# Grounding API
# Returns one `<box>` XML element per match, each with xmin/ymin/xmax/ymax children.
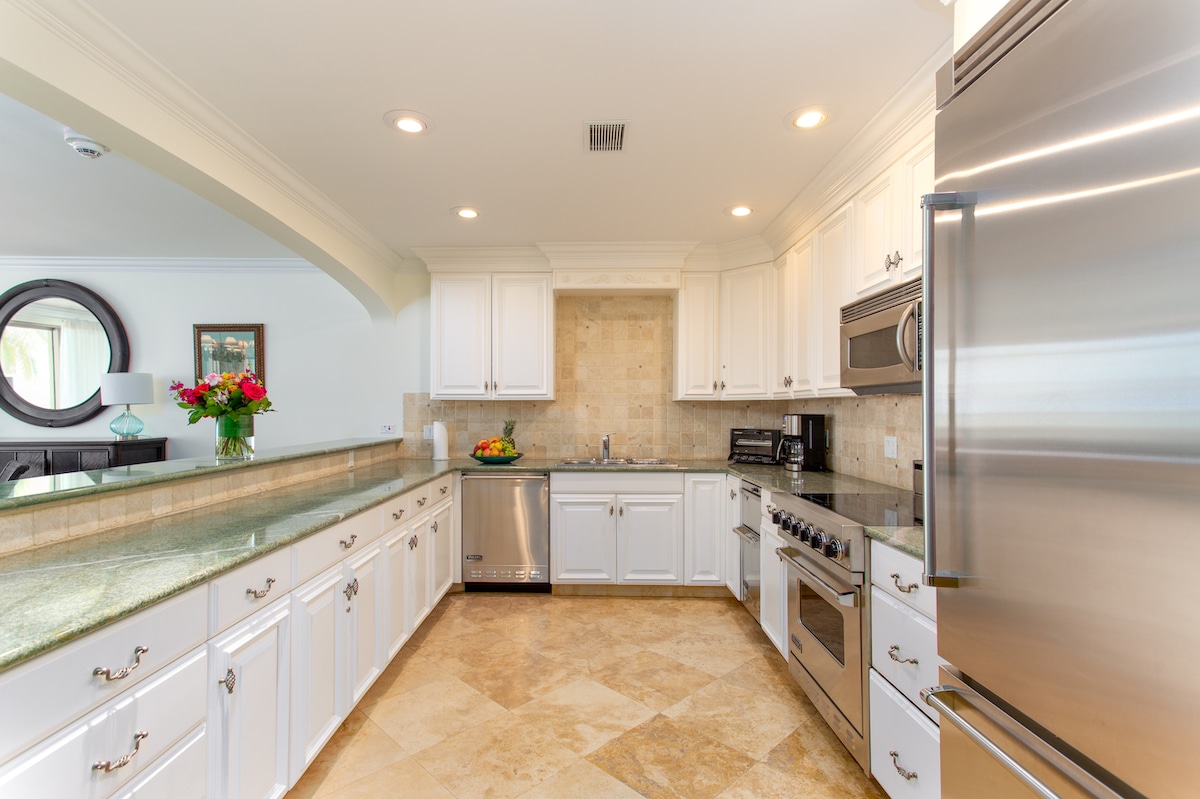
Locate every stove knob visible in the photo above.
<box><xmin>824</xmin><ymin>538</ymin><xmax>847</xmax><ymax>561</ymax></box>
<box><xmin>809</xmin><ymin>528</ymin><xmax>828</xmax><ymax>550</ymax></box>
<box><xmin>795</xmin><ymin>523</ymin><xmax>810</xmax><ymax>543</ymax></box>
<box><xmin>772</xmin><ymin>509</ymin><xmax>785</xmax><ymax>525</ymax></box>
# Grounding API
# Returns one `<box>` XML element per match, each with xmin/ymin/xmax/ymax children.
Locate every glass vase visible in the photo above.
<box><xmin>215</xmin><ymin>415</ymin><xmax>255</xmax><ymax>460</ymax></box>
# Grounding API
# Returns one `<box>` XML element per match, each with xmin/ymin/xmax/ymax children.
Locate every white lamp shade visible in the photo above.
<box><xmin>99</xmin><ymin>372</ymin><xmax>154</xmax><ymax>406</ymax></box>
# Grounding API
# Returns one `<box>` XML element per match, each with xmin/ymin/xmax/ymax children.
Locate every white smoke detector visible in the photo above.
<box><xmin>63</xmin><ymin>127</ymin><xmax>110</xmax><ymax>159</ymax></box>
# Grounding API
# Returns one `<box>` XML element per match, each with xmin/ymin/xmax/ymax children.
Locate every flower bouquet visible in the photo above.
<box><xmin>170</xmin><ymin>371</ymin><xmax>273</xmax><ymax>460</ymax></box>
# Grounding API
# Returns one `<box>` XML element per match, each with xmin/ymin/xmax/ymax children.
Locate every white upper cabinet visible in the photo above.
<box><xmin>849</xmin><ymin>135</ymin><xmax>935</xmax><ymax>300</ymax></box>
<box><xmin>815</xmin><ymin>204</ymin><xmax>856</xmax><ymax>396</ymax></box>
<box><xmin>771</xmin><ymin>240</ymin><xmax>815</xmax><ymax>399</ymax></box>
<box><xmin>674</xmin><ymin>272</ymin><xmax>720</xmax><ymax>400</ymax></box>
<box><xmin>719</xmin><ymin>263</ymin><xmax>772</xmax><ymax>399</ymax></box>
<box><xmin>431</xmin><ymin>272</ymin><xmax>554</xmax><ymax>400</ymax></box>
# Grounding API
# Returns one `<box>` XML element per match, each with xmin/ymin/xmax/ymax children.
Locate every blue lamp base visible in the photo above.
<box><xmin>110</xmin><ymin>406</ymin><xmax>145</xmax><ymax>440</ymax></box>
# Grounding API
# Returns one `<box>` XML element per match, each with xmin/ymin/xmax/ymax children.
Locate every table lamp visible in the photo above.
<box><xmin>99</xmin><ymin>372</ymin><xmax>154</xmax><ymax>440</ymax></box>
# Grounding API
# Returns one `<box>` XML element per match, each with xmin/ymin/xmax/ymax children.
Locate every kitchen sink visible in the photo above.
<box><xmin>556</xmin><ymin>458</ymin><xmax>677</xmax><ymax>467</ymax></box>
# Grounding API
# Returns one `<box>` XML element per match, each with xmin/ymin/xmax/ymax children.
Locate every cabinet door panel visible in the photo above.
<box><xmin>551</xmin><ymin>494</ymin><xmax>617</xmax><ymax>583</ymax></box>
<box><xmin>406</xmin><ymin>525</ymin><xmax>432</xmax><ymax>632</ymax></box>
<box><xmin>431</xmin><ymin>274</ymin><xmax>491</xmax><ymax>399</ymax></box>
<box><xmin>345</xmin><ymin>543</ymin><xmax>384</xmax><ymax>708</ymax></box>
<box><xmin>869</xmin><ymin>670</ymin><xmax>941</xmax><ymax>799</ymax></box>
<box><xmin>854</xmin><ymin>169</ymin><xmax>898</xmax><ymax>298</ymax></box>
<box><xmin>289</xmin><ymin>568</ymin><xmax>344</xmax><ymax>785</ymax></box>
<box><xmin>429</xmin><ymin>500</ymin><xmax>454</xmax><ymax>602</ymax></box>
<box><xmin>492</xmin><ymin>274</ymin><xmax>553</xmax><ymax>399</ymax></box>
<box><xmin>674</xmin><ymin>273</ymin><xmax>720</xmax><ymax>400</ymax></box>
<box><xmin>382</xmin><ymin>527</ymin><xmax>410</xmax><ymax>660</ymax></box>
<box><xmin>759</xmin><ymin>524</ymin><xmax>787</xmax><ymax>657</ymax></box>
<box><xmin>114</xmin><ymin>726</ymin><xmax>206</xmax><ymax>799</ymax></box>
<box><xmin>210</xmin><ymin>599</ymin><xmax>290</xmax><ymax>799</ymax></box>
<box><xmin>617</xmin><ymin>495</ymin><xmax>683</xmax><ymax>584</ymax></box>
<box><xmin>719</xmin><ymin>264</ymin><xmax>771</xmax><ymax>398</ymax></box>
<box><xmin>902</xmin><ymin>136</ymin><xmax>935</xmax><ymax>280</ymax></box>
<box><xmin>816</xmin><ymin>205</ymin><xmax>855</xmax><ymax>395</ymax></box>
<box><xmin>684</xmin><ymin>475</ymin><xmax>723</xmax><ymax>585</ymax></box>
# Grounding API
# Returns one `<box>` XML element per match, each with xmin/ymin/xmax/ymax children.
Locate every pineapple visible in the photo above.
<box><xmin>501</xmin><ymin>419</ymin><xmax>517</xmax><ymax>452</ymax></box>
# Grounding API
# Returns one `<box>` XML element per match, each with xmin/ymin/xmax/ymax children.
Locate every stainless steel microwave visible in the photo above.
<box><xmin>839</xmin><ymin>277</ymin><xmax>921</xmax><ymax>394</ymax></box>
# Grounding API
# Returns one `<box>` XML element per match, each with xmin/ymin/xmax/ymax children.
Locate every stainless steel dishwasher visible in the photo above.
<box><xmin>461</xmin><ymin>472</ymin><xmax>550</xmax><ymax>592</ymax></box>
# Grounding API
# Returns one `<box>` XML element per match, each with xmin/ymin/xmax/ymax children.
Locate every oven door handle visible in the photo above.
<box><xmin>778</xmin><ymin>547</ymin><xmax>858</xmax><ymax>607</ymax></box>
<box><xmin>734</xmin><ymin>525</ymin><xmax>760</xmax><ymax>544</ymax></box>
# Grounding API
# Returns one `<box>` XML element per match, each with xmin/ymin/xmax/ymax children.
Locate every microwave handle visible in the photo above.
<box><xmin>896</xmin><ymin>301</ymin><xmax>917</xmax><ymax>372</ymax></box>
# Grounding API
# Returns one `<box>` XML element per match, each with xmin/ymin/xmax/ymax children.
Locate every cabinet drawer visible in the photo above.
<box><xmin>380</xmin><ymin>492</ymin><xmax>412</xmax><ymax>531</ymax></box>
<box><xmin>0</xmin><ymin>587</ymin><xmax>207</xmax><ymax>765</ymax></box>
<box><xmin>112</xmin><ymin>726</ymin><xmax>206</xmax><ymax>799</ymax></box>
<box><xmin>871</xmin><ymin>540</ymin><xmax>936</xmax><ymax>619</ymax></box>
<box><xmin>209</xmin><ymin>547</ymin><xmax>293</xmax><ymax>636</ymax></box>
<box><xmin>408</xmin><ymin>483</ymin><xmax>433</xmax><ymax>515</ymax></box>
<box><xmin>293</xmin><ymin>513</ymin><xmax>379</xmax><ymax>584</ymax></box>
<box><xmin>551</xmin><ymin>472</ymin><xmax>685</xmax><ymax>494</ymax></box>
<box><xmin>429</xmin><ymin>474</ymin><xmax>454</xmax><ymax>505</ymax></box>
<box><xmin>869</xmin><ymin>669</ymin><xmax>940</xmax><ymax>799</ymax></box>
<box><xmin>871</xmin><ymin>587</ymin><xmax>942</xmax><ymax>724</ymax></box>
<box><xmin>0</xmin><ymin>647</ymin><xmax>207</xmax><ymax>799</ymax></box>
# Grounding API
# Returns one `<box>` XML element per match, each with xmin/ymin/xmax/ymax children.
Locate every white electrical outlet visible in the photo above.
<box><xmin>423</xmin><ymin>425</ymin><xmax>434</xmax><ymax>439</ymax></box>
<box><xmin>380</xmin><ymin>424</ymin><xmax>395</xmax><ymax>434</ymax></box>
<box><xmin>884</xmin><ymin>436</ymin><xmax>898</xmax><ymax>459</ymax></box>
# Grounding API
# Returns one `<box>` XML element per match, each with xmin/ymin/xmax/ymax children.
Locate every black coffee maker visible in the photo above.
<box><xmin>779</xmin><ymin>414</ymin><xmax>826</xmax><ymax>472</ymax></box>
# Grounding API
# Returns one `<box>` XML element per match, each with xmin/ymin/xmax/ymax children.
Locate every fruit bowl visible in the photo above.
<box><xmin>469</xmin><ymin>453</ymin><xmax>523</xmax><ymax>464</ymax></box>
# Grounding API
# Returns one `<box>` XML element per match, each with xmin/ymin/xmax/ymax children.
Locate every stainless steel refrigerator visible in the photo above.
<box><xmin>920</xmin><ymin>1</ymin><xmax>1200</xmax><ymax>797</ymax></box>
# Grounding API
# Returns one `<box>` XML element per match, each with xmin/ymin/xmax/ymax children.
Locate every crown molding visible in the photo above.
<box><xmin>413</xmin><ymin>246</ymin><xmax>549</xmax><ymax>273</ymax></box>
<box><xmin>682</xmin><ymin>244</ymin><xmax>723</xmax><ymax>272</ymax></box>
<box><xmin>0</xmin><ymin>256</ymin><xmax>319</xmax><ymax>273</ymax></box>
<box><xmin>717</xmin><ymin>236</ymin><xmax>773</xmax><ymax>269</ymax></box>
<box><xmin>760</xmin><ymin>38</ymin><xmax>952</xmax><ymax>256</ymax></box>
<box><xmin>536</xmin><ymin>241</ymin><xmax>699</xmax><ymax>271</ymax></box>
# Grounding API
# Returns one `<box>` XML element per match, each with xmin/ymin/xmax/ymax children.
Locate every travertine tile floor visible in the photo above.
<box><xmin>286</xmin><ymin>593</ymin><xmax>886</xmax><ymax>799</ymax></box>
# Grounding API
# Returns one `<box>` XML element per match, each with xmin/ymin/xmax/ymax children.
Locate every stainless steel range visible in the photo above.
<box><xmin>768</xmin><ymin>490</ymin><xmax>870</xmax><ymax>772</ymax></box>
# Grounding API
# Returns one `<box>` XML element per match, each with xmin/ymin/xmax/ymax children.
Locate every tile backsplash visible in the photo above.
<box><xmin>404</xmin><ymin>295</ymin><xmax>922</xmax><ymax>490</ymax></box>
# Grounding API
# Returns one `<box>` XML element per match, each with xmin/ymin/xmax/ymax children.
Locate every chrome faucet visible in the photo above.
<box><xmin>601</xmin><ymin>434</ymin><xmax>611</xmax><ymax>461</ymax></box>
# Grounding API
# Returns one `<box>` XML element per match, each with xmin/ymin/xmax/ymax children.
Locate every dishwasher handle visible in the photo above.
<box><xmin>461</xmin><ymin>472</ymin><xmax>550</xmax><ymax>480</ymax></box>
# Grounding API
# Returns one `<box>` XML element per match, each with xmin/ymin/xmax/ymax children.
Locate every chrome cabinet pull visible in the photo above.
<box><xmin>884</xmin><ymin>251</ymin><xmax>903</xmax><ymax>272</ymax></box>
<box><xmin>712</xmin><ymin>380</ymin><xmax>717</xmax><ymax>391</ymax></box>
<box><xmin>218</xmin><ymin>667</ymin><xmax>236</xmax><ymax>694</ymax></box>
<box><xmin>432</xmin><ymin>520</ymin><xmax>439</xmax><ymax>533</ymax></box>
<box><xmin>392</xmin><ymin>509</ymin><xmax>405</xmax><ymax>520</ymax></box>
<box><xmin>619</xmin><ymin>506</ymin><xmax>624</xmax><ymax>517</ymax></box>
<box><xmin>720</xmin><ymin>381</ymin><xmax>726</xmax><ymax>390</ymax></box>
<box><xmin>889</xmin><ymin>750</ymin><xmax>917</xmax><ymax>780</ymax></box>
<box><xmin>246</xmin><ymin>577</ymin><xmax>276</xmax><ymax>599</ymax></box>
<box><xmin>609</xmin><ymin>505</ymin><xmax>614</xmax><ymax>516</ymax></box>
<box><xmin>891</xmin><ymin>573</ymin><xmax>919</xmax><ymax>594</ymax></box>
<box><xmin>344</xmin><ymin>580</ymin><xmax>359</xmax><ymax>602</ymax></box>
<box><xmin>730</xmin><ymin>489</ymin><xmax>736</xmax><ymax>499</ymax></box>
<box><xmin>412</xmin><ymin>534</ymin><xmax>419</xmax><ymax>548</ymax></box>
<box><xmin>94</xmin><ymin>645</ymin><xmax>149</xmax><ymax>681</ymax></box>
<box><xmin>93</xmin><ymin>731</ymin><xmax>148</xmax><ymax>772</ymax></box>
<box><xmin>340</xmin><ymin>534</ymin><xmax>357</xmax><ymax>549</ymax></box>
<box><xmin>887</xmin><ymin>644</ymin><xmax>918</xmax><ymax>665</ymax></box>
<box><xmin>417</xmin><ymin>497</ymin><xmax>428</xmax><ymax>507</ymax></box>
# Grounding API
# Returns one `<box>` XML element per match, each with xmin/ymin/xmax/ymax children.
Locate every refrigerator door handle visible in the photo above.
<box><xmin>920</xmin><ymin>191</ymin><xmax>974</xmax><ymax>588</ymax></box>
<box><xmin>921</xmin><ymin>685</ymin><xmax>1125</xmax><ymax>799</ymax></box>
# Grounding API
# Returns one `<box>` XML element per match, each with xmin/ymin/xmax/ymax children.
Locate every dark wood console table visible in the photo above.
<box><xmin>0</xmin><ymin>438</ymin><xmax>168</xmax><ymax>477</ymax></box>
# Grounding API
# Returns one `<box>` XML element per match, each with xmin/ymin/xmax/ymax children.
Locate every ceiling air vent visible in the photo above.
<box><xmin>585</xmin><ymin>121</ymin><xmax>627</xmax><ymax>152</ymax></box>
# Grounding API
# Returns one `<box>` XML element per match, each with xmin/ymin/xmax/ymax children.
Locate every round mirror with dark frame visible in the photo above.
<box><xmin>0</xmin><ymin>279</ymin><xmax>130</xmax><ymax>427</ymax></box>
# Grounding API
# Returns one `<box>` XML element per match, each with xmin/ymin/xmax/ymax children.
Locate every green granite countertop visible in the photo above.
<box><xmin>0</xmin><ymin>454</ymin><xmax>921</xmax><ymax>673</ymax></box>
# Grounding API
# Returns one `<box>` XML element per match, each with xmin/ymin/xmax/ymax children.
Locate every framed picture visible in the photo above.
<box><xmin>194</xmin><ymin>324</ymin><xmax>265</xmax><ymax>385</ymax></box>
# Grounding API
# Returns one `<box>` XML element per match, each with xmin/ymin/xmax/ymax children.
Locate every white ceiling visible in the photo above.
<box><xmin>0</xmin><ymin>1</ymin><xmax>952</xmax><ymax>264</ymax></box>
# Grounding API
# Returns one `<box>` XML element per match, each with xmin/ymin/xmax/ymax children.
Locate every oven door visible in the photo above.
<box><xmin>735</xmin><ymin>525</ymin><xmax>761</xmax><ymax>622</ymax></box>
<box><xmin>839</xmin><ymin>301</ymin><xmax>921</xmax><ymax>393</ymax></box>
<box><xmin>781</xmin><ymin>547</ymin><xmax>863</xmax><ymax>731</ymax></box>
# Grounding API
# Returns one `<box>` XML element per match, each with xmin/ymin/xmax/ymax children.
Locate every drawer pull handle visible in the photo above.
<box><xmin>440</xmin><ymin>486</ymin><xmax>449</xmax><ymax>495</ymax></box>
<box><xmin>246</xmin><ymin>577</ymin><xmax>276</xmax><ymax>599</ymax></box>
<box><xmin>417</xmin><ymin>497</ymin><xmax>428</xmax><ymax>507</ymax></box>
<box><xmin>93</xmin><ymin>645</ymin><xmax>149</xmax><ymax>681</ymax></box>
<box><xmin>218</xmin><ymin>667</ymin><xmax>236</xmax><ymax>694</ymax></box>
<box><xmin>889</xmin><ymin>750</ymin><xmax>917</xmax><ymax>781</ymax></box>
<box><xmin>340</xmin><ymin>534</ymin><xmax>358</xmax><ymax>549</ymax></box>
<box><xmin>887</xmin><ymin>644</ymin><xmax>919</xmax><ymax>665</ymax></box>
<box><xmin>93</xmin><ymin>731</ymin><xmax>148</xmax><ymax>772</ymax></box>
<box><xmin>432</xmin><ymin>520</ymin><xmax>439</xmax><ymax>533</ymax></box>
<box><xmin>392</xmin><ymin>509</ymin><xmax>405</xmax><ymax>520</ymax></box>
<box><xmin>891</xmin><ymin>573</ymin><xmax>920</xmax><ymax>594</ymax></box>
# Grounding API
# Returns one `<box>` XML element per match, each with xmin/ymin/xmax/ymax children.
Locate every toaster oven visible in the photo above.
<box><xmin>729</xmin><ymin>428</ymin><xmax>782</xmax><ymax>465</ymax></box>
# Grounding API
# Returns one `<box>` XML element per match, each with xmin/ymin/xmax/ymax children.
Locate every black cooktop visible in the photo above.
<box><xmin>796</xmin><ymin>489</ymin><xmax>922</xmax><ymax>528</ymax></box>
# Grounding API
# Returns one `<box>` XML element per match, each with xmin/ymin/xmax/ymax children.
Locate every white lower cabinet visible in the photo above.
<box><xmin>551</xmin><ymin>494</ymin><xmax>618</xmax><ymax>583</ymax></box>
<box><xmin>382</xmin><ymin>525</ymin><xmax>412</xmax><ymax>660</ymax></box>
<box><xmin>616</xmin><ymin>494</ymin><xmax>684</xmax><ymax>584</ymax></box>
<box><xmin>209</xmin><ymin>598</ymin><xmax>290</xmax><ymax>799</ymax></box>
<box><xmin>758</xmin><ymin>520</ymin><xmax>787</xmax><ymax>657</ymax></box>
<box><xmin>429</xmin><ymin>498</ymin><xmax>455</xmax><ymax>603</ymax></box>
<box><xmin>114</xmin><ymin>726</ymin><xmax>206</xmax><ymax>799</ymax></box>
<box><xmin>289</xmin><ymin>566</ymin><xmax>345</xmax><ymax>786</ymax></box>
<box><xmin>724</xmin><ymin>475</ymin><xmax>743</xmax><ymax>599</ymax></box>
<box><xmin>0</xmin><ymin>647</ymin><xmax>207</xmax><ymax>799</ymax></box>
<box><xmin>405</xmin><ymin>521</ymin><xmax>432</xmax><ymax>632</ymax></box>
<box><xmin>684</xmin><ymin>474</ymin><xmax>724</xmax><ymax>586</ymax></box>
<box><xmin>344</xmin><ymin>541</ymin><xmax>385</xmax><ymax>708</ymax></box>
<box><xmin>870</xmin><ymin>670</ymin><xmax>940</xmax><ymax>798</ymax></box>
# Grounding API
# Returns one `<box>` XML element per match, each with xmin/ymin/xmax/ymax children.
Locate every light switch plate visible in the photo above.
<box><xmin>884</xmin><ymin>436</ymin><xmax>898</xmax><ymax>459</ymax></box>
<box><xmin>423</xmin><ymin>425</ymin><xmax>434</xmax><ymax>439</ymax></box>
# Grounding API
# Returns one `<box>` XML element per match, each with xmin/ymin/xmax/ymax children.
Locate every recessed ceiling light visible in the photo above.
<box><xmin>451</xmin><ymin>206</ymin><xmax>479</xmax><ymax>219</ymax></box>
<box><xmin>383</xmin><ymin>109</ymin><xmax>433</xmax><ymax>135</ymax></box>
<box><xmin>785</xmin><ymin>106</ymin><xmax>829</xmax><ymax>130</ymax></box>
<box><xmin>725</xmin><ymin>205</ymin><xmax>754</xmax><ymax>218</ymax></box>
